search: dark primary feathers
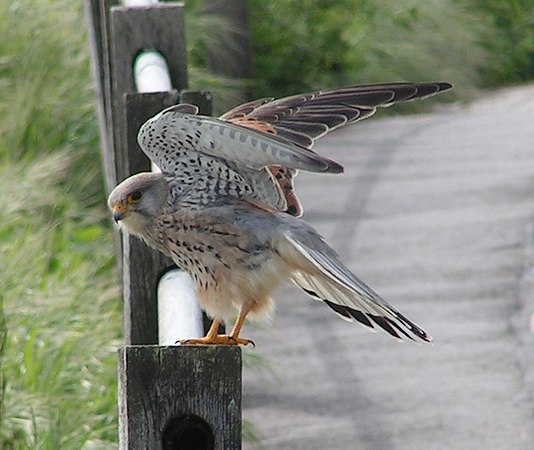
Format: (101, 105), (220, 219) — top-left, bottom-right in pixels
(220, 82), (452, 216)
(144, 83), (453, 155)
(220, 82), (452, 148)
(284, 228), (431, 342)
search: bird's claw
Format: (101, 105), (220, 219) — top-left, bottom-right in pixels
(178, 335), (255, 347)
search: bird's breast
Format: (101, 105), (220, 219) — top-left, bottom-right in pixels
(154, 209), (291, 317)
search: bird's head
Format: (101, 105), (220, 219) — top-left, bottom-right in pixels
(107, 172), (168, 235)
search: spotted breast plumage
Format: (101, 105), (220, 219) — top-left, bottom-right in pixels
(108, 82), (452, 345)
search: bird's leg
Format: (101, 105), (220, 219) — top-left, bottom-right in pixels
(205, 318), (221, 340)
(228, 302), (254, 346)
(180, 305), (254, 346)
(179, 319), (220, 345)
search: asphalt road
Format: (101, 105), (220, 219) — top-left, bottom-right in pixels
(242, 85), (534, 449)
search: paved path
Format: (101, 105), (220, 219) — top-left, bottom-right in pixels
(243, 85), (534, 449)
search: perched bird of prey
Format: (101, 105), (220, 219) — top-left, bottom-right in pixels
(108, 82), (452, 345)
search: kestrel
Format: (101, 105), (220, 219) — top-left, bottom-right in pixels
(108, 82), (452, 345)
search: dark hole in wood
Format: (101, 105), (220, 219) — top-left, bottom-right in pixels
(162, 413), (215, 450)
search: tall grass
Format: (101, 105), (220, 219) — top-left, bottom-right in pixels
(0, 154), (120, 449)
(0, 1), (120, 448)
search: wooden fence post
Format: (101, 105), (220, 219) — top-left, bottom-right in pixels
(85, 1), (243, 448)
(204, 0), (253, 104)
(119, 346), (242, 449)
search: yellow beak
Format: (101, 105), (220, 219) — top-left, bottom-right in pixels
(112, 202), (128, 223)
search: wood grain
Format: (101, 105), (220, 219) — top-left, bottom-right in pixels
(118, 345), (242, 449)
(109, 3), (187, 187)
(121, 92), (213, 345)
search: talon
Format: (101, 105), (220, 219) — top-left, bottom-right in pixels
(179, 335), (253, 346)
(230, 336), (255, 347)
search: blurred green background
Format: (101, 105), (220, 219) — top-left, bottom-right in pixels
(0, 0), (532, 447)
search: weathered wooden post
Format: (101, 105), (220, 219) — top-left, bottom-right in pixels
(85, 1), (242, 447)
(204, 0), (253, 104)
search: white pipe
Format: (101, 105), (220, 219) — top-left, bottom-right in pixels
(134, 51), (169, 175)
(134, 51), (173, 94)
(121, 0), (159, 7)
(158, 271), (204, 344)
(132, 42), (204, 343)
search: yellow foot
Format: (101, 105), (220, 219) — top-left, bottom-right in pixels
(179, 334), (255, 347)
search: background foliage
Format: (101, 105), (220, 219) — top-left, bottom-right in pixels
(249, 0), (533, 98)
(473, 0), (534, 84)
(0, 0), (532, 447)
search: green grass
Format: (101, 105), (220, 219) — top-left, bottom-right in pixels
(0, 0), (532, 448)
(0, 1), (120, 448)
(0, 156), (121, 449)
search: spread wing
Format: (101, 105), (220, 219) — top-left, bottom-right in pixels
(138, 107), (343, 212)
(140, 106), (344, 175)
(220, 82), (452, 216)
(138, 82), (452, 214)
(221, 82), (452, 148)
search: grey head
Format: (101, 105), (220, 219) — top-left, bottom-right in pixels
(107, 172), (168, 237)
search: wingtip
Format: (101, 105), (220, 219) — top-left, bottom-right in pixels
(326, 160), (344, 174)
(437, 81), (454, 92)
(413, 328), (433, 344)
(422, 333), (433, 343)
(310, 155), (344, 174)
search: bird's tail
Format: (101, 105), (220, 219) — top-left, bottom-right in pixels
(280, 227), (431, 343)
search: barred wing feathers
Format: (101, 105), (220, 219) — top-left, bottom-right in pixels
(138, 82), (452, 217)
(139, 107), (344, 175)
(221, 82), (452, 216)
(283, 231), (431, 342)
(220, 82), (453, 149)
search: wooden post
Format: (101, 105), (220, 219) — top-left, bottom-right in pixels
(119, 346), (242, 449)
(121, 91), (214, 345)
(204, 0), (253, 103)
(84, 0), (117, 194)
(109, 4), (188, 184)
(85, 1), (242, 448)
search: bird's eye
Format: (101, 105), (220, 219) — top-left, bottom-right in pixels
(127, 190), (143, 203)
